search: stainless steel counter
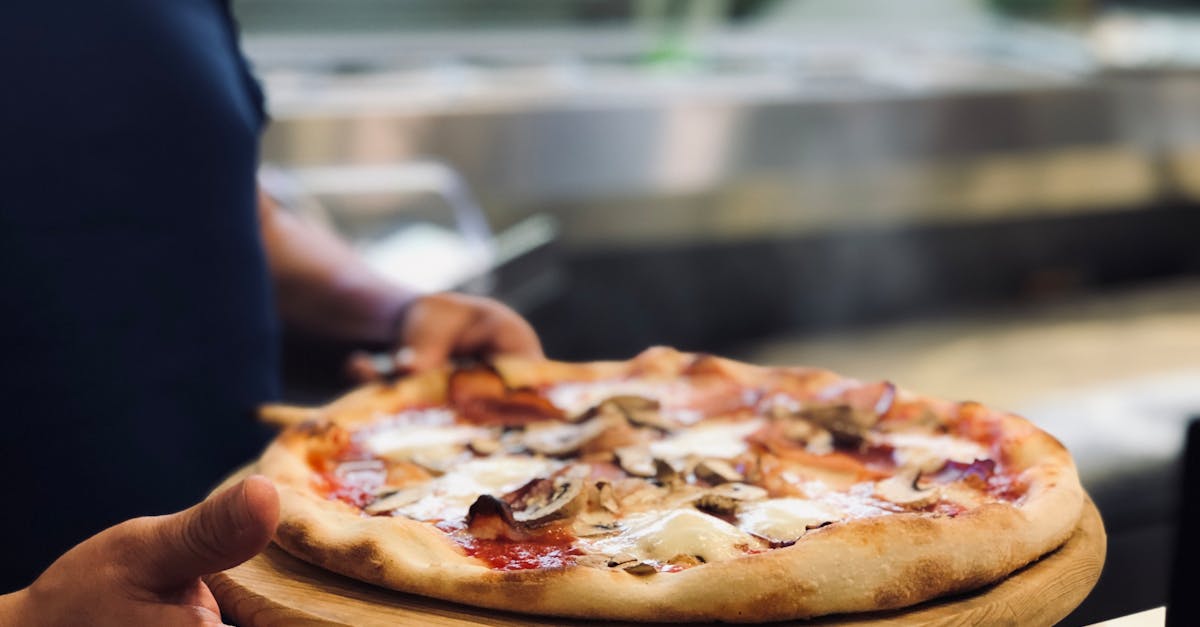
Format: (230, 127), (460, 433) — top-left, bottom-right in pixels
(243, 25), (1200, 251)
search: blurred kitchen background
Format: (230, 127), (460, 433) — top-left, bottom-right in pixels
(236, 0), (1200, 623)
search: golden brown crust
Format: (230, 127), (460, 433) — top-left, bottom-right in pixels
(256, 346), (1085, 622)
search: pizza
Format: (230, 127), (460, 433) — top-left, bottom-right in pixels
(254, 347), (1084, 622)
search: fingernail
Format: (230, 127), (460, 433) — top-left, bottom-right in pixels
(394, 347), (415, 369)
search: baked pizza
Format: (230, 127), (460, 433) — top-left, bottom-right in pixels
(255, 347), (1084, 622)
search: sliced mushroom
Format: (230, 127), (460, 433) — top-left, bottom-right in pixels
(408, 450), (462, 476)
(694, 493), (740, 516)
(693, 459), (743, 485)
(708, 482), (768, 501)
(466, 473), (589, 541)
(594, 481), (620, 513)
(614, 446), (657, 478)
(364, 486), (429, 515)
(782, 420), (835, 455)
(573, 509), (619, 537)
(523, 414), (620, 457)
(799, 404), (879, 447)
(693, 482), (768, 516)
(468, 437), (501, 456)
(575, 554), (613, 569)
(623, 562), (658, 576)
(604, 395), (675, 431)
(606, 552), (640, 568)
(465, 495), (525, 541)
(654, 458), (683, 488)
(874, 471), (938, 508)
(511, 476), (586, 525)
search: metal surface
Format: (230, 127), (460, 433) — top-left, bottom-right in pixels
(242, 21), (1200, 250)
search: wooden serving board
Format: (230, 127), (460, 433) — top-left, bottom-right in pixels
(206, 468), (1105, 627)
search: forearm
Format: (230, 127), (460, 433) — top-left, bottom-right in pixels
(258, 188), (417, 345)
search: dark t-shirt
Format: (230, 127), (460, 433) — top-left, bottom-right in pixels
(0, 1), (278, 589)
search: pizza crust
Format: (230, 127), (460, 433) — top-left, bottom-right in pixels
(256, 347), (1085, 622)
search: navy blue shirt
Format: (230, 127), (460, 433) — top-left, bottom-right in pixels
(0, 1), (278, 589)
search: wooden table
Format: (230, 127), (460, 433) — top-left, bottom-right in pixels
(206, 467), (1105, 626)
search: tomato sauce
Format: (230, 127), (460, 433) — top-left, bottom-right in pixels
(462, 528), (582, 571)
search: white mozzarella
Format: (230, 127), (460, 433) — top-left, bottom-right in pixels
(586, 509), (757, 564)
(544, 380), (675, 415)
(396, 456), (559, 521)
(737, 498), (845, 542)
(649, 419), (764, 461)
(878, 433), (990, 467)
(363, 423), (489, 461)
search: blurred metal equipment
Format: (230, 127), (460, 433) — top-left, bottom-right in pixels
(238, 4), (1200, 252)
(260, 160), (560, 309)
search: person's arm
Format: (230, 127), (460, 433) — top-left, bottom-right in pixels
(258, 187), (543, 374)
(0, 476), (278, 626)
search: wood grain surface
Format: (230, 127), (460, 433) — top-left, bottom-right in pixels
(206, 468), (1105, 626)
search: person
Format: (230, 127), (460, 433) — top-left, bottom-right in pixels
(0, 0), (542, 619)
(0, 477), (279, 626)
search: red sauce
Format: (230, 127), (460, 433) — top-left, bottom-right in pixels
(986, 473), (1026, 501)
(846, 443), (898, 473)
(929, 500), (968, 517)
(462, 529), (583, 571)
(311, 457), (387, 509)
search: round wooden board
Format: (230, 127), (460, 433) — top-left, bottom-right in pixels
(207, 467), (1105, 627)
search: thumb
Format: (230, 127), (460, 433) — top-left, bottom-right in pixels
(122, 475), (279, 591)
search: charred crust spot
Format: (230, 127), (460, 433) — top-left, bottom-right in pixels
(291, 419), (335, 437)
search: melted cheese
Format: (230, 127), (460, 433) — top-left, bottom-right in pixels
(544, 380), (675, 415)
(649, 419), (764, 461)
(363, 423), (490, 462)
(586, 509), (757, 563)
(878, 433), (990, 468)
(396, 456), (559, 521)
(737, 498), (845, 542)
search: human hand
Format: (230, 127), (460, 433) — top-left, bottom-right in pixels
(348, 292), (543, 380)
(0, 476), (279, 626)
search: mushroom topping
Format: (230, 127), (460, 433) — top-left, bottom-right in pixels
(510, 476), (586, 525)
(593, 481), (620, 514)
(874, 471), (938, 508)
(465, 495), (525, 541)
(623, 562), (658, 576)
(466, 475), (588, 540)
(614, 446), (657, 478)
(468, 437), (501, 456)
(798, 404), (879, 447)
(606, 552), (639, 568)
(573, 509), (619, 537)
(782, 420), (835, 455)
(694, 493), (739, 516)
(364, 486), (429, 515)
(654, 459), (683, 488)
(693, 482), (768, 516)
(603, 395), (675, 431)
(693, 459), (743, 485)
(575, 554), (612, 568)
(408, 450), (462, 476)
(523, 414), (622, 457)
(708, 482), (768, 501)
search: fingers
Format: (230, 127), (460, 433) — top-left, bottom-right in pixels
(402, 294), (478, 371)
(402, 293), (544, 369)
(347, 293), (546, 377)
(120, 476), (279, 592)
(483, 305), (543, 360)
